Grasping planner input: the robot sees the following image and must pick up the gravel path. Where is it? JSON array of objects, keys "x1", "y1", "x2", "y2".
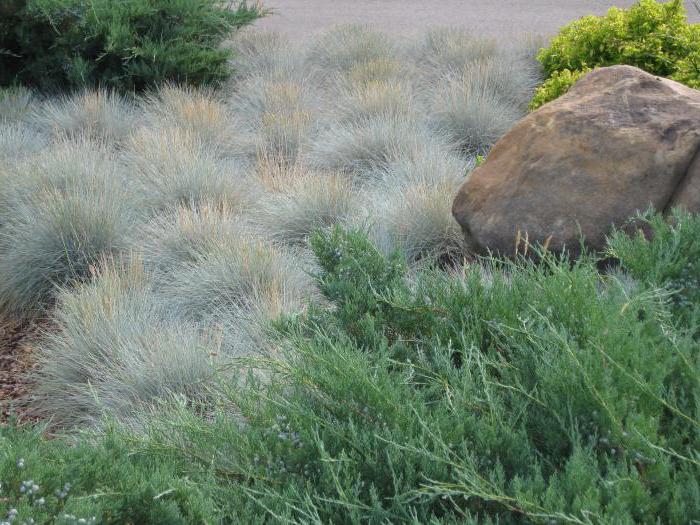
[{"x1": 257, "y1": 0, "x2": 700, "y2": 43}]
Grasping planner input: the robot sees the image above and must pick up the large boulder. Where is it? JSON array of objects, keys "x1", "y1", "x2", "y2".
[{"x1": 452, "y1": 65, "x2": 700, "y2": 257}]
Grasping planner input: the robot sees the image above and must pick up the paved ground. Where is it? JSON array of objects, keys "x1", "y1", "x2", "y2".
[{"x1": 257, "y1": 0, "x2": 700, "y2": 43}]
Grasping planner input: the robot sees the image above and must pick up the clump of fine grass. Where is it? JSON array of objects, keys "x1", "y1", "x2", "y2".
[
  {"x1": 332, "y1": 79, "x2": 416, "y2": 123},
  {"x1": 30, "y1": 261, "x2": 219, "y2": 428},
  {"x1": 367, "y1": 149, "x2": 473, "y2": 261},
  {"x1": 140, "y1": 84, "x2": 253, "y2": 156},
  {"x1": 427, "y1": 60, "x2": 531, "y2": 155},
  {"x1": 233, "y1": 77, "x2": 316, "y2": 163},
  {"x1": 0, "y1": 86, "x2": 36, "y2": 123},
  {"x1": 412, "y1": 27, "x2": 500, "y2": 76},
  {"x1": 307, "y1": 24, "x2": 394, "y2": 75},
  {"x1": 122, "y1": 126, "x2": 259, "y2": 212},
  {"x1": 135, "y1": 204, "x2": 243, "y2": 276},
  {"x1": 31, "y1": 89, "x2": 136, "y2": 144},
  {"x1": 0, "y1": 176, "x2": 136, "y2": 319},
  {"x1": 0, "y1": 122, "x2": 47, "y2": 162},
  {"x1": 308, "y1": 114, "x2": 440, "y2": 177},
  {"x1": 157, "y1": 230, "x2": 315, "y2": 324},
  {"x1": 0, "y1": 138, "x2": 126, "y2": 230},
  {"x1": 346, "y1": 58, "x2": 407, "y2": 86},
  {"x1": 254, "y1": 170, "x2": 357, "y2": 245},
  {"x1": 227, "y1": 29, "x2": 304, "y2": 82}
]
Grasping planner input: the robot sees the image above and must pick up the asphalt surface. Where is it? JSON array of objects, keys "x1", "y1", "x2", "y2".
[{"x1": 257, "y1": 0, "x2": 700, "y2": 43}]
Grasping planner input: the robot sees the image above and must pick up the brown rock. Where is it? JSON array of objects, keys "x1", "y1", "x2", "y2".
[{"x1": 452, "y1": 65, "x2": 700, "y2": 257}]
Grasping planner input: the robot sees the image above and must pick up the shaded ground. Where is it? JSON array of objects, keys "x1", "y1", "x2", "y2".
[
  {"x1": 0, "y1": 319, "x2": 37, "y2": 424},
  {"x1": 258, "y1": 0, "x2": 700, "y2": 42}
]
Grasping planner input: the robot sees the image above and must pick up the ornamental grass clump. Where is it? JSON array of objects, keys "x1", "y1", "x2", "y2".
[
  {"x1": 413, "y1": 27, "x2": 500, "y2": 76},
  {"x1": 31, "y1": 89, "x2": 137, "y2": 145},
  {"x1": 254, "y1": 170, "x2": 357, "y2": 246},
  {"x1": 31, "y1": 261, "x2": 219, "y2": 428},
  {"x1": 157, "y1": 232, "x2": 315, "y2": 324},
  {"x1": 332, "y1": 79, "x2": 416, "y2": 123},
  {"x1": 135, "y1": 205, "x2": 243, "y2": 276},
  {"x1": 306, "y1": 24, "x2": 394, "y2": 75},
  {"x1": 367, "y1": 148, "x2": 473, "y2": 261},
  {"x1": 0, "y1": 86, "x2": 35, "y2": 124},
  {"x1": 227, "y1": 29, "x2": 305, "y2": 82},
  {"x1": 0, "y1": 178, "x2": 135, "y2": 319},
  {"x1": 0, "y1": 141, "x2": 135, "y2": 318},
  {"x1": 233, "y1": 77, "x2": 316, "y2": 163},
  {"x1": 0, "y1": 122, "x2": 46, "y2": 162},
  {"x1": 140, "y1": 84, "x2": 252, "y2": 156},
  {"x1": 308, "y1": 114, "x2": 441, "y2": 177},
  {"x1": 123, "y1": 126, "x2": 258, "y2": 213},
  {"x1": 427, "y1": 57, "x2": 538, "y2": 154}
]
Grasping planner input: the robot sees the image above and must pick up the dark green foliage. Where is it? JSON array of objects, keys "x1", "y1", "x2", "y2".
[
  {"x1": 309, "y1": 227, "x2": 406, "y2": 348},
  {"x1": 608, "y1": 209, "x2": 700, "y2": 323},
  {"x1": 0, "y1": 423, "x2": 219, "y2": 524},
  {"x1": 4, "y1": 212, "x2": 700, "y2": 523},
  {"x1": 0, "y1": 0, "x2": 263, "y2": 92},
  {"x1": 532, "y1": 0, "x2": 700, "y2": 107}
]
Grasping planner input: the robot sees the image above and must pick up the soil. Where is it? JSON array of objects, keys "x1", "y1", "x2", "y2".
[
  {"x1": 257, "y1": 0, "x2": 700, "y2": 43},
  {"x1": 0, "y1": 319, "x2": 39, "y2": 424}
]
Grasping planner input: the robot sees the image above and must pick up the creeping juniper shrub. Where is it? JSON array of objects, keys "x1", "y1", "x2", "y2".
[
  {"x1": 0, "y1": 423, "x2": 218, "y2": 524},
  {"x1": 309, "y1": 226, "x2": 406, "y2": 347},
  {"x1": 4, "y1": 217, "x2": 700, "y2": 522},
  {"x1": 608, "y1": 209, "x2": 700, "y2": 323},
  {"x1": 109, "y1": 221, "x2": 697, "y2": 523},
  {"x1": 0, "y1": 0, "x2": 264, "y2": 92}
]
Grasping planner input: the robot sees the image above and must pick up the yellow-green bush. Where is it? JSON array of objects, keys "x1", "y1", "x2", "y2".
[
  {"x1": 531, "y1": 0, "x2": 700, "y2": 108},
  {"x1": 529, "y1": 68, "x2": 591, "y2": 110}
]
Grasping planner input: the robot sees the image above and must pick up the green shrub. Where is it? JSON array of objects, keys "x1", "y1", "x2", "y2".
[
  {"x1": 140, "y1": 218, "x2": 700, "y2": 522},
  {"x1": 607, "y1": 209, "x2": 700, "y2": 323},
  {"x1": 528, "y1": 67, "x2": 591, "y2": 110},
  {"x1": 532, "y1": 0, "x2": 700, "y2": 108},
  {"x1": 0, "y1": 423, "x2": 220, "y2": 524},
  {"x1": 0, "y1": 0, "x2": 263, "y2": 93}
]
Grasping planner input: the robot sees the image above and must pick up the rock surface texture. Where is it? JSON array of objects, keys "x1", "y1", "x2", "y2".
[{"x1": 452, "y1": 65, "x2": 700, "y2": 256}]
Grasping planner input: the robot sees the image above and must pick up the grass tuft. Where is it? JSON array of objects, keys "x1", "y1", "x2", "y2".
[
  {"x1": 307, "y1": 24, "x2": 394, "y2": 75},
  {"x1": 308, "y1": 114, "x2": 441, "y2": 177},
  {"x1": 123, "y1": 126, "x2": 259, "y2": 212},
  {"x1": 254, "y1": 169, "x2": 357, "y2": 245},
  {"x1": 0, "y1": 177, "x2": 135, "y2": 319},
  {"x1": 30, "y1": 261, "x2": 219, "y2": 428},
  {"x1": 367, "y1": 149, "x2": 474, "y2": 261},
  {"x1": 157, "y1": 231, "x2": 316, "y2": 324},
  {"x1": 31, "y1": 89, "x2": 136, "y2": 144}
]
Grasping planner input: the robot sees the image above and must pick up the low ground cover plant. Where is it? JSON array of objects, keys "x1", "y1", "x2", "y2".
[
  {"x1": 530, "y1": 0, "x2": 700, "y2": 109},
  {"x1": 3, "y1": 213, "x2": 699, "y2": 523},
  {"x1": 2, "y1": 8, "x2": 699, "y2": 523},
  {"x1": 0, "y1": 0, "x2": 263, "y2": 92}
]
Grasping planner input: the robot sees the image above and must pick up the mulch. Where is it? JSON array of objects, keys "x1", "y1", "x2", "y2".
[{"x1": 0, "y1": 317, "x2": 40, "y2": 424}]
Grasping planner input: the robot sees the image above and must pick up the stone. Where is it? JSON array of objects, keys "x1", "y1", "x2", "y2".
[{"x1": 452, "y1": 65, "x2": 700, "y2": 256}]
